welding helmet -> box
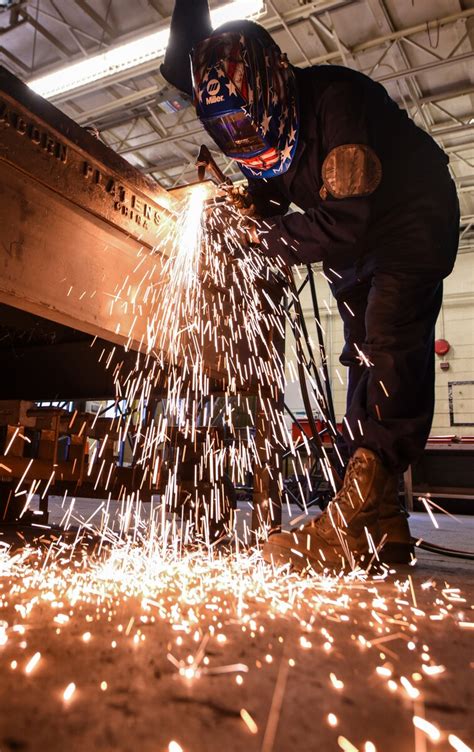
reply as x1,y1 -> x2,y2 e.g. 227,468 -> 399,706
191,21 -> 299,180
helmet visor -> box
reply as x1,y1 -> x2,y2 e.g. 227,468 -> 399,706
203,110 -> 266,158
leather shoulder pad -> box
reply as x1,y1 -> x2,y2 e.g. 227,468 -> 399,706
321,144 -> 382,199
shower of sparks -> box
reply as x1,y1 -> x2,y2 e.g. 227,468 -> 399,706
84,185 -> 304,546
0,189 -> 472,750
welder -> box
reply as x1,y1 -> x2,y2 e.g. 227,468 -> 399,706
161,0 -> 460,570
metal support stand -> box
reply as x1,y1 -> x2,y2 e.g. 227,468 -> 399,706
281,264 -> 344,513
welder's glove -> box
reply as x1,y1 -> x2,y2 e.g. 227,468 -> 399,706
223,185 -> 257,218
202,199 -> 260,257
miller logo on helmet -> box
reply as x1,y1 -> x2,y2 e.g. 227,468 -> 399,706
205,78 -> 224,105
207,79 -> 221,95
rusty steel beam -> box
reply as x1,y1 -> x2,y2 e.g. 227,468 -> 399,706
0,66 -> 186,372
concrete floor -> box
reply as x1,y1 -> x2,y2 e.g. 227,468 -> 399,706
0,506 -> 472,752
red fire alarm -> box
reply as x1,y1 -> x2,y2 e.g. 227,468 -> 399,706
435,338 -> 450,357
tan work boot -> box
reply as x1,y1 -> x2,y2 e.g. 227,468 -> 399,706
378,474 -> 413,564
262,448 -> 390,572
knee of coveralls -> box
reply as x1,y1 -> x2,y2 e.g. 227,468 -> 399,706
343,273 -> 444,473
339,330 -> 365,412
335,281 -> 370,412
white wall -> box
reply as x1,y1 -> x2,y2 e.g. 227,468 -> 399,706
433,252 -> 474,435
285,251 -> 474,437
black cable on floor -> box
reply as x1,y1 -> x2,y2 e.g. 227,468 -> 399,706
415,538 -> 474,560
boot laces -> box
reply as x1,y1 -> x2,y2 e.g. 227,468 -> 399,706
317,455 -> 366,534
343,454 -> 365,487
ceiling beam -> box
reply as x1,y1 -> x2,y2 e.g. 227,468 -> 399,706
18,8 -> 71,59
305,7 -> 474,64
74,85 -> 161,125
0,16 -> 27,37
31,5 -> 103,45
74,0 -> 114,39
117,125 -> 204,156
430,121 -> 474,138
0,44 -> 30,73
419,85 -> 474,105
374,50 -> 474,84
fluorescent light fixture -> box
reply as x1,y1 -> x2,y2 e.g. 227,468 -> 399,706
210,0 -> 264,28
29,0 -> 265,99
30,27 -> 171,99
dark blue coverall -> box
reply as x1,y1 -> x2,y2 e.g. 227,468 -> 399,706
162,2 -> 460,475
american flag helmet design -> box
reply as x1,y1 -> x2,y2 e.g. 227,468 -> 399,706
191,29 -> 299,179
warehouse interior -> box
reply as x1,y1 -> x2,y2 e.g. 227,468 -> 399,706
0,1 -> 473,751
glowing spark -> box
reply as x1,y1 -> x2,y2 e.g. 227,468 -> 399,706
420,497 -> 439,529
240,708 -> 258,734
330,673 -> 344,690
422,664 -> 445,676
169,742 -> 184,752
400,676 -> 420,699
25,652 -> 41,675
408,575 -> 417,608
328,713 -> 338,727
412,716 -> 440,741
0,625 -> 7,646
63,683 -> 76,702
448,734 -> 472,752
338,735 -> 358,752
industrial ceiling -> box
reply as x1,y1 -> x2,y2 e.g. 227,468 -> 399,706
1,0 -> 473,251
